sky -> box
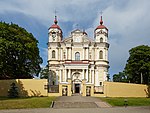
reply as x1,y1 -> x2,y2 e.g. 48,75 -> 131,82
0,0 -> 150,79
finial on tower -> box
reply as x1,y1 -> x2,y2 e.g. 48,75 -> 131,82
100,11 -> 103,25
54,10 -> 58,24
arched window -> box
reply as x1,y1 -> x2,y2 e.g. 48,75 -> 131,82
52,50 -> 55,58
99,50 -> 103,59
100,37 -> 103,43
75,52 -> 80,60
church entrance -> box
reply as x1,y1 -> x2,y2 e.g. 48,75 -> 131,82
72,71 -> 82,94
75,84 -> 80,93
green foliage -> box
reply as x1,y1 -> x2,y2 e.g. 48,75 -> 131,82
40,65 -> 49,79
40,66 -> 56,85
113,72 -> 129,83
8,83 -> 19,98
106,74 -> 110,81
0,22 -> 43,79
0,97 -> 56,109
100,97 -> 150,106
125,45 -> 150,84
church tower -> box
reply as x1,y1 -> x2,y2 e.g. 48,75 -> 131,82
94,16 -> 108,43
48,16 -> 63,86
48,16 -> 62,42
94,15 -> 109,85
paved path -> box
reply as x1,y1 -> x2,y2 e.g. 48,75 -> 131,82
53,95 -> 111,108
0,107 -> 150,113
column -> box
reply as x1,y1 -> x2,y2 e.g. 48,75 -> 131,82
96,48 -> 98,60
70,48 -> 72,60
60,48 -> 63,60
82,69 -> 85,79
68,69 -> 71,78
64,69 -> 67,82
83,48 -> 85,60
56,70 -> 58,85
92,48 -> 95,60
89,69 -> 92,83
68,48 -> 71,60
86,69 -> 88,82
92,70 -> 94,84
66,48 -> 68,60
95,70 -> 99,86
86,48 -> 89,60
59,69 -> 62,83
56,48 -> 58,60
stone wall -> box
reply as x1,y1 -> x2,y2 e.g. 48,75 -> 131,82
103,82 -> 148,97
0,79 -> 47,97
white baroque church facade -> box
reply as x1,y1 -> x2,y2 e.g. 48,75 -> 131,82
48,15 -> 109,95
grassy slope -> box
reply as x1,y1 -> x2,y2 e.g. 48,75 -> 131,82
0,97 -> 56,109
100,97 -> 150,106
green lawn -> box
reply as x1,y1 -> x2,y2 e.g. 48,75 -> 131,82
0,97 -> 56,109
100,97 -> 150,106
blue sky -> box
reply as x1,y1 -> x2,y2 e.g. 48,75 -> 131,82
0,0 -> 150,79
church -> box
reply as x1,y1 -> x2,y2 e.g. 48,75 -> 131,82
48,15 -> 109,96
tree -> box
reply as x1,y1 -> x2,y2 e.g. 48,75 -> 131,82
106,74 -> 110,81
0,22 -> 43,79
40,66 -> 57,85
113,72 -> 129,82
125,45 -> 150,84
8,83 -> 19,98
40,65 -> 49,79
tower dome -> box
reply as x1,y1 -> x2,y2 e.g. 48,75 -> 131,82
48,16 -> 63,42
95,16 -> 108,31
49,16 -> 62,31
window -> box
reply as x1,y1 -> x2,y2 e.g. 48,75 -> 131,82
100,82 -> 102,86
100,38 -> 103,43
99,50 -> 103,59
52,50 -> 55,58
52,32 -> 56,41
75,52 -> 80,60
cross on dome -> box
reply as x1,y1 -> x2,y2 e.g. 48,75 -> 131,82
54,10 -> 58,24
100,11 -> 103,25
54,16 -> 58,24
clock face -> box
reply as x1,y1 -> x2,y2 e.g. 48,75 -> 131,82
52,32 -> 56,38
52,32 -> 56,41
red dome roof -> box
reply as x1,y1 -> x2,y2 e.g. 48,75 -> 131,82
49,16 -> 62,30
95,16 -> 108,31
50,24 -> 61,30
95,25 -> 108,31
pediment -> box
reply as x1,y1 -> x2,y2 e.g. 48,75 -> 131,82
71,29 -> 82,34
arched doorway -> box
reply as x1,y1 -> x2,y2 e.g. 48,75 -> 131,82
72,72 -> 82,94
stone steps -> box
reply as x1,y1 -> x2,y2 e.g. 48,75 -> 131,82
53,101 -> 98,108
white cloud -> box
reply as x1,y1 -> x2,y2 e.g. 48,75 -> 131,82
102,0 -> 150,75
0,0 -> 150,76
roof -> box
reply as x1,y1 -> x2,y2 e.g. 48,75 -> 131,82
49,16 -> 62,31
49,24 -> 61,30
95,16 -> 108,31
95,25 -> 108,31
